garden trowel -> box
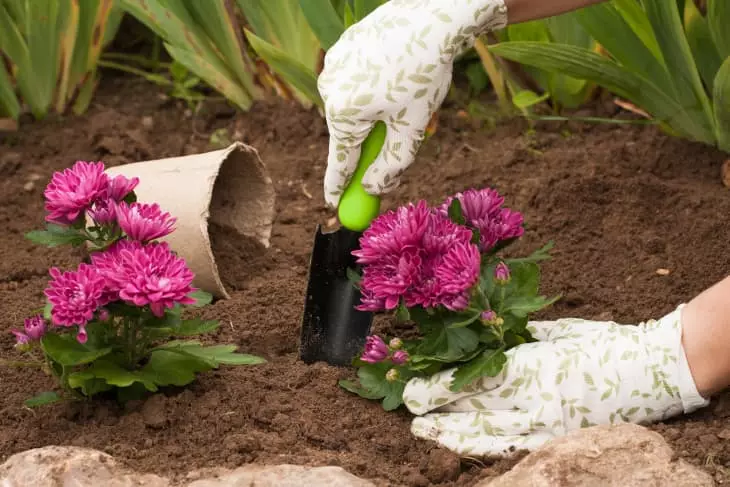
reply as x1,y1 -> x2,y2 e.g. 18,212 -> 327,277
300,121 -> 387,366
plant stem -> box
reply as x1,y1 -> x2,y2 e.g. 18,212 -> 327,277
0,358 -> 45,368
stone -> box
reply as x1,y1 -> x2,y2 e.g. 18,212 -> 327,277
0,447 -> 376,487
0,446 -> 170,487
480,424 -> 714,487
185,465 -> 376,487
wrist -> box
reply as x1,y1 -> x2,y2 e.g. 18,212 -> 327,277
453,0 -> 509,35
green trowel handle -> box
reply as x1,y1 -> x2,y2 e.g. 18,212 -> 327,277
337,121 -> 387,232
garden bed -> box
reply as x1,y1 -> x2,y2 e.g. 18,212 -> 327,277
1,75 -> 729,486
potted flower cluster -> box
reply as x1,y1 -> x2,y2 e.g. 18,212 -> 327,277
341,188 -> 558,410
5,161 -> 265,407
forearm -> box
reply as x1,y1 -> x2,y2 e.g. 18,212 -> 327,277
681,274 -> 730,397
504,0 -> 608,24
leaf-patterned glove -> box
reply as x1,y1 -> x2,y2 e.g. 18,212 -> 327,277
401,305 -> 710,456
317,0 -> 508,208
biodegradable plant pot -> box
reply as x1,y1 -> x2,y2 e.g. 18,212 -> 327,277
105,143 -> 276,299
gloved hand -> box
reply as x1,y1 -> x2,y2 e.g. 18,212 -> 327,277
317,0 -> 509,208
402,305 -> 710,456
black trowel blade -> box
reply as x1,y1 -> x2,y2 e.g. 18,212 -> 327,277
299,224 -> 373,366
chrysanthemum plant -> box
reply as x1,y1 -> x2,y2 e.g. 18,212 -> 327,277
340,189 -> 559,411
6,161 -> 265,408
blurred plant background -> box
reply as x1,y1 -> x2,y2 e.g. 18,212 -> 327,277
0,0 -> 727,157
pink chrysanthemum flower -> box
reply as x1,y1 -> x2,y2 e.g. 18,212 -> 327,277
116,202 -> 177,242
353,201 -> 431,264
90,239 -> 142,304
44,264 -> 106,327
355,206 -> 480,312
391,350 -> 410,365
44,161 -> 110,225
98,241 -> 196,317
88,198 -> 118,226
361,335 -> 389,363
494,261 -> 511,284
107,175 -> 139,201
440,188 -> 524,252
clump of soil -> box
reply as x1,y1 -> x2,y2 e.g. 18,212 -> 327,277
1,75 -> 729,486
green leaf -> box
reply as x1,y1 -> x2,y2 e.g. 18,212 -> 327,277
25,224 -> 88,247
381,380 -> 405,411
512,90 -> 549,109
506,241 -> 554,265
643,0 -> 715,144
418,324 -> 480,362
708,0 -> 730,59
684,0 -> 723,91
576,2 -> 671,94
24,391 -> 62,408
447,198 -> 465,225
489,41 -> 714,145
450,348 -> 507,392
299,0 -> 345,50
346,267 -> 362,288
245,29 -> 323,108
503,295 -> 559,317
68,359 -> 158,393
339,379 -> 384,400
41,333 -> 112,366
43,301 -> 53,321
395,301 -> 410,322
713,57 -> 730,153
187,290 -> 213,307
155,341 -> 267,366
141,349 -> 214,387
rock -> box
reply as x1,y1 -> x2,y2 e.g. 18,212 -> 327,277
0,446 -> 170,487
717,428 -> 730,440
0,447 -> 376,487
185,465 -> 376,487
421,448 -> 461,483
141,394 -> 168,428
480,424 -> 714,487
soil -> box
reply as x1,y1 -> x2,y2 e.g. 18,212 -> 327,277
1,74 -> 729,486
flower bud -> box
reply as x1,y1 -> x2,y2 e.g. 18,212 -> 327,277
494,262 -> 511,284
361,335 -> 389,363
23,315 -> 47,341
481,310 -> 503,326
388,337 -> 403,350
391,350 -> 409,365
385,368 -> 399,382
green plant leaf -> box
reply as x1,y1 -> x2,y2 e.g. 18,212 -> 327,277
708,0 -> 730,59
643,0 -> 715,144
417,323 -> 480,362
450,348 -> 507,392
489,42 -> 711,145
245,29 -> 323,108
25,224 -> 88,247
41,333 -> 112,366
68,359 -> 158,393
141,349 -> 214,387
187,290 -> 213,307
0,55 -> 20,119
684,0 -> 723,91
23,391 -> 62,408
299,0 -> 345,50
503,294 -> 559,317
713,57 -> 730,153
575,2 -> 671,93
155,341 -> 267,366
446,198 -> 465,225
512,90 -> 549,109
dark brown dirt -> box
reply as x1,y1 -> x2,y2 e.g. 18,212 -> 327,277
1,75 -> 729,486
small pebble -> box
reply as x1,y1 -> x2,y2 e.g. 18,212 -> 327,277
656,268 -> 670,276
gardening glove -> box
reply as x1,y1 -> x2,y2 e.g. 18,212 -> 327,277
317,0 -> 509,208
402,305 -> 710,456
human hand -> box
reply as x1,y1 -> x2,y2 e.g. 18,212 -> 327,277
402,306 -> 710,456
317,0 -> 509,208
